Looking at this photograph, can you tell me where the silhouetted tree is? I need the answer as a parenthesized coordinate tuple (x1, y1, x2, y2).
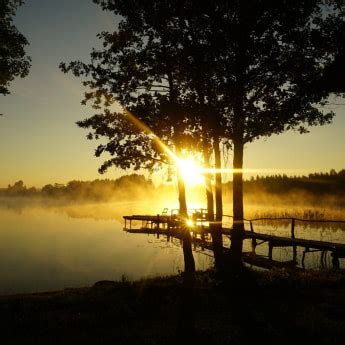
(60, 1, 214, 278)
(61, 0, 343, 271)
(187, 0, 344, 266)
(0, 0, 31, 96)
(316, 0, 344, 93)
(317, 47, 344, 92)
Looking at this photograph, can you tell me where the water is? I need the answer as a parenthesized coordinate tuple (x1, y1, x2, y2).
(0, 198, 344, 295)
(0, 199, 212, 295)
(241, 219, 345, 269)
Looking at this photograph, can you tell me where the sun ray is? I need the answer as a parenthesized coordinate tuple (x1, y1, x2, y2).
(114, 102, 207, 188)
(115, 102, 299, 187)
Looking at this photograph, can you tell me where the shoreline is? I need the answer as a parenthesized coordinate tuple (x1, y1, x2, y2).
(2, 269, 345, 344)
(1, 267, 345, 298)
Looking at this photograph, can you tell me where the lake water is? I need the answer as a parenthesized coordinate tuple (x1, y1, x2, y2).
(0, 199, 213, 295)
(0, 198, 344, 295)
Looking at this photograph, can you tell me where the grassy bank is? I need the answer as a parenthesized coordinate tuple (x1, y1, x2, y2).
(1, 269, 345, 345)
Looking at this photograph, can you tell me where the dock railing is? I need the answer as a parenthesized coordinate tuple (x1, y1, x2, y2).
(123, 211, 345, 269)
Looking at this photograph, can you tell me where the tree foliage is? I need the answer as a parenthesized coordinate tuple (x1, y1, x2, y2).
(60, 0, 344, 266)
(0, 0, 31, 95)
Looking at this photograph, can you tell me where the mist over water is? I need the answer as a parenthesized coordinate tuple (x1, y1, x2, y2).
(0, 198, 213, 295)
(0, 191, 344, 295)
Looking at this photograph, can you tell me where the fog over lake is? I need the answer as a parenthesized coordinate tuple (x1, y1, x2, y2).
(0, 199, 212, 295)
(0, 198, 344, 295)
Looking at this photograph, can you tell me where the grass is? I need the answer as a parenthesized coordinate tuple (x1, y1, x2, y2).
(247, 206, 345, 221)
(1, 268, 345, 345)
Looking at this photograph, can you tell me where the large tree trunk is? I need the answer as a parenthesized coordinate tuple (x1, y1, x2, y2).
(203, 157, 214, 225)
(201, 136, 214, 221)
(229, 137, 245, 266)
(212, 134, 224, 270)
(176, 149, 195, 276)
(229, 15, 246, 267)
(176, 153, 196, 338)
(202, 139, 223, 269)
(177, 170, 188, 217)
(213, 134, 223, 226)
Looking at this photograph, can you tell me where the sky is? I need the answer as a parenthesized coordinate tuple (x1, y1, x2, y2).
(0, 0, 344, 188)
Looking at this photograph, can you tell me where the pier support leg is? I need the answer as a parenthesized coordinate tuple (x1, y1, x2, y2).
(321, 251, 325, 268)
(268, 242, 273, 260)
(293, 245, 297, 263)
(302, 248, 309, 268)
(251, 238, 257, 255)
(332, 252, 340, 270)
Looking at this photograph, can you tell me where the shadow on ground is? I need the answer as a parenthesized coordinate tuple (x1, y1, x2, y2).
(1, 269, 345, 345)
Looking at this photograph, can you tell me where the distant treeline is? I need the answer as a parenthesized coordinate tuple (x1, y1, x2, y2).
(0, 174, 153, 201)
(241, 169, 345, 196)
(1, 169, 345, 201)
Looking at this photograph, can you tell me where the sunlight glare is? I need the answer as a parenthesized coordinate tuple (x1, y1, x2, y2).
(186, 219, 194, 227)
(177, 157, 205, 186)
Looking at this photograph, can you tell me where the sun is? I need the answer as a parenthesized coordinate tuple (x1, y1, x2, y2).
(177, 157, 205, 186)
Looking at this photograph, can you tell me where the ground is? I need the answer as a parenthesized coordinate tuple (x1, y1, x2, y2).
(1, 269, 345, 345)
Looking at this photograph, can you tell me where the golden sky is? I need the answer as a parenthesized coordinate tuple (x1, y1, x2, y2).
(1, 0, 344, 188)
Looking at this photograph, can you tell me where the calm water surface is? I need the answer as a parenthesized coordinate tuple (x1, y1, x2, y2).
(0, 199, 344, 295)
(0, 200, 212, 295)
(242, 219, 345, 270)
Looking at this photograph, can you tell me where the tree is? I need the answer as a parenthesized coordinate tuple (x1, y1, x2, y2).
(61, 0, 232, 272)
(123, 0, 344, 268)
(317, 47, 344, 92)
(60, 0, 198, 277)
(0, 0, 31, 96)
(183, 0, 344, 266)
(61, 0, 343, 272)
(318, 0, 345, 92)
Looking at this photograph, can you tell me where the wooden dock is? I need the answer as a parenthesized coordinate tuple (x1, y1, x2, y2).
(123, 212, 345, 269)
(123, 208, 208, 230)
(123, 214, 176, 230)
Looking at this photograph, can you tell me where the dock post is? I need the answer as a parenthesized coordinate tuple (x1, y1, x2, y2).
(302, 247, 309, 268)
(291, 218, 295, 239)
(332, 252, 340, 269)
(320, 250, 326, 268)
(322, 250, 328, 267)
(268, 241, 273, 260)
(250, 221, 257, 254)
(293, 245, 297, 263)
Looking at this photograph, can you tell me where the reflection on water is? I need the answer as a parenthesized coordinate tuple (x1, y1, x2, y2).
(0, 201, 212, 295)
(240, 219, 345, 270)
(0, 198, 344, 295)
